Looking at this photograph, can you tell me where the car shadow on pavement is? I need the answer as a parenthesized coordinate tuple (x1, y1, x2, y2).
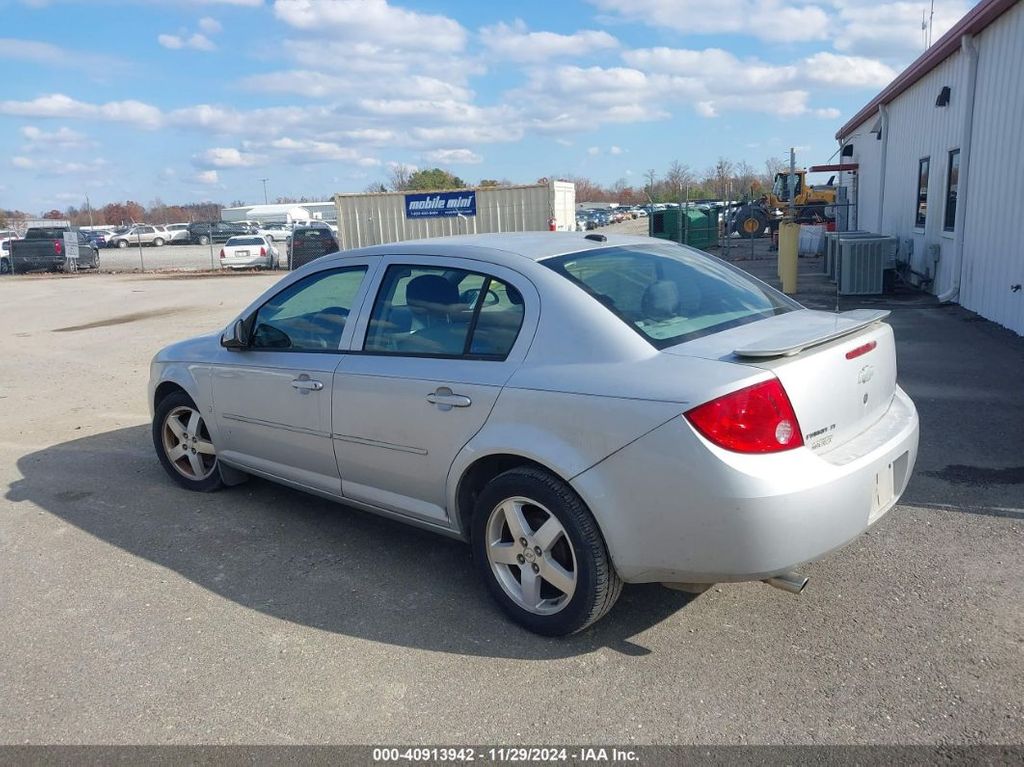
(7, 426, 695, 659)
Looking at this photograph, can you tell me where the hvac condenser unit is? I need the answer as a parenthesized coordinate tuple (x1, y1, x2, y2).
(837, 237, 898, 295)
(825, 231, 874, 282)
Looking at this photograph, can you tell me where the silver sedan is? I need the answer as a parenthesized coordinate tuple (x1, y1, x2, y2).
(149, 233, 919, 635)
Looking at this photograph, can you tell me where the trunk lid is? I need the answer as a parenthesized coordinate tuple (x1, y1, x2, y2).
(666, 309, 897, 454)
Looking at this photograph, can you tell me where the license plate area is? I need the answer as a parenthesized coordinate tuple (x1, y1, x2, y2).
(869, 460, 896, 524)
(237, 250, 249, 257)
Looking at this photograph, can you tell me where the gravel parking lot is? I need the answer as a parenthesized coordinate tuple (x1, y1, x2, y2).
(1, 266, 1022, 745)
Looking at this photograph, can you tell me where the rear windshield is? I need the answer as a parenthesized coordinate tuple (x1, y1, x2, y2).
(227, 237, 264, 246)
(25, 228, 69, 239)
(543, 243, 799, 348)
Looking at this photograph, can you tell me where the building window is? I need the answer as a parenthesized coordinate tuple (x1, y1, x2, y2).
(944, 149, 960, 232)
(915, 157, 930, 229)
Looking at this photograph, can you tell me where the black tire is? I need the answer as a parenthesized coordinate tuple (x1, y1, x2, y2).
(732, 206, 767, 238)
(153, 237, 164, 247)
(0, 257, 9, 275)
(471, 467, 622, 636)
(198, 235, 210, 245)
(152, 391, 224, 493)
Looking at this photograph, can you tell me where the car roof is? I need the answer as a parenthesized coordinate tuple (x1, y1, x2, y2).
(322, 232, 654, 267)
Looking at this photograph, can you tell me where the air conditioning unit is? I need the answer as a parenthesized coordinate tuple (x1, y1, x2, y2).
(826, 231, 875, 283)
(838, 237, 898, 295)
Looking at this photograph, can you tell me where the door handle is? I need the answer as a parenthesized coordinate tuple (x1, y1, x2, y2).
(426, 387, 471, 410)
(291, 378, 324, 392)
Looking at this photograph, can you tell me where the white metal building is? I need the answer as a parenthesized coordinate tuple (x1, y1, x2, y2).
(221, 202, 336, 224)
(837, 0, 1023, 335)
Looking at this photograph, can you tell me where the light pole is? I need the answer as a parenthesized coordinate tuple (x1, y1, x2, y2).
(260, 178, 269, 205)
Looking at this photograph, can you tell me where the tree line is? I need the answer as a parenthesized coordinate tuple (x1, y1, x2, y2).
(1, 156, 791, 230)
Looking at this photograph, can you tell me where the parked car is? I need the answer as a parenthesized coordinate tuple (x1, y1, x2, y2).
(109, 225, 167, 248)
(149, 232, 919, 636)
(9, 226, 99, 273)
(287, 223, 338, 268)
(1, 229, 20, 274)
(163, 223, 191, 244)
(188, 221, 252, 245)
(83, 230, 108, 249)
(257, 222, 292, 243)
(219, 235, 279, 270)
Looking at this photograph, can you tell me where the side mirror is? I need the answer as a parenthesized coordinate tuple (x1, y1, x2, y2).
(220, 318, 249, 350)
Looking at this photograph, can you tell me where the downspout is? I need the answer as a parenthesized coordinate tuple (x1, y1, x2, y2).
(876, 104, 889, 231)
(939, 33, 979, 303)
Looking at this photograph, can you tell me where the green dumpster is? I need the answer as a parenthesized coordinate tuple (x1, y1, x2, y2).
(648, 206, 719, 250)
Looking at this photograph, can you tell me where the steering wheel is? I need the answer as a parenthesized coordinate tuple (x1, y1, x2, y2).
(461, 288, 499, 307)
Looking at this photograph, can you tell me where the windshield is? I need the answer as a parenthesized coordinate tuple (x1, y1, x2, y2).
(543, 243, 799, 348)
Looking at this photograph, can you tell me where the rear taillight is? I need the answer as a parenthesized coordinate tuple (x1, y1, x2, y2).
(54, 239, 62, 255)
(260, 247, 266, 257)
(219, 249, 225, 259)
(684, 378, 803, 454)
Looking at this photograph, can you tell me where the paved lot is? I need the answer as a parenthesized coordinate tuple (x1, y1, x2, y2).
(0, 264, 1022, 745)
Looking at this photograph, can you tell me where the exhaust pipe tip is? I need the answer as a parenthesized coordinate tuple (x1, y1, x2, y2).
(763, 571, 809, 594)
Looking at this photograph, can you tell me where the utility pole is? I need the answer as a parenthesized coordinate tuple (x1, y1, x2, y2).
(260, 178, 269, 205)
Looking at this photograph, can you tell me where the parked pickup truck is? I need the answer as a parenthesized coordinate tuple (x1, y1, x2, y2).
(8, 225, 100, 274)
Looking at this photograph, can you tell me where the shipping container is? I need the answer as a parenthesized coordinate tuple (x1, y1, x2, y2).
(332, 181, 576, 250)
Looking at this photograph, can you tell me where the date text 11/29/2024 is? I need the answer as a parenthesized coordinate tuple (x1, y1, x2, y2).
(373, 747, 639, 762)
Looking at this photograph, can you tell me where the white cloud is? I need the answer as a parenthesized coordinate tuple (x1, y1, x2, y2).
(587, 146, 600, 156)
(588, 0, 829, 42)
(20, 125, 91, 150)
(246, 136, 380, 166)
(833, 0, 970, 59)
(803, 53, 896, 88)
(814, 107, 842, 119)
(241, 69, 471, 101)
(195, 170, 220, 185)
(273, 0, 466, 53)
(193, 147, 264, 168)
(609, 145, 623, 156)
(11, 156, 35, 169)
(480, 19, 618, 62)
(198, 16, 222, 34)
(422, 148, 482, 165)
(0, 94, 163, 128)
(158, 32, 216, 51)
(158, 34, 184, 49)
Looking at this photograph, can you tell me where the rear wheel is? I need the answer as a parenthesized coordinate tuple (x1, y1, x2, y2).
(117, 239, 128, 249)
(153, 391, 223, 492)
(153, 237, 164, 247)
(732, 206, 767, 238)
(0, 257, 9, 275)
(198, 235, 210, 245)
(472, 467, 621, 636)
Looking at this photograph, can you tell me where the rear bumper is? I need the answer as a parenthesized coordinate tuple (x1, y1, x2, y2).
(571, 386, 919, 583)
(221, 255, 271, 269)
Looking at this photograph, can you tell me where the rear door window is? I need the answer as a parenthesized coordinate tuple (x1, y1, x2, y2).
(363, 265, 524, 359)
(543, 243, 798, 348)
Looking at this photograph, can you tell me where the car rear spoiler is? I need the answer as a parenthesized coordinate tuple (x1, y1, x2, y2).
(734, 309, 891, 358)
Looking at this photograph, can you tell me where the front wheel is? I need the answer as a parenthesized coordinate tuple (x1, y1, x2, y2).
(198, 235, 210, 245)
(153, 237, 164, 247)
(0, 257, 9, 275)
(152, 391, 223, 492)
(117, 239, 128, 249)
(472, 467, 622, 636)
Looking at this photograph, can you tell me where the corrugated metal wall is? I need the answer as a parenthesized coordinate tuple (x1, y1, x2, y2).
(333, 183, 572, 251)
(847, 1, 1023, 334)
(960, 0, 1024, 335)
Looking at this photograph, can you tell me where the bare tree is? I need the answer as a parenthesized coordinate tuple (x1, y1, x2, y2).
(643, 169, 657, 202)
(664, 161, 693, 202)
(388, 163, 413, 192)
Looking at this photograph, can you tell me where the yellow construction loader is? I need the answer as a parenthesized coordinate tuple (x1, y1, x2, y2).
(730, 170, 837, 238)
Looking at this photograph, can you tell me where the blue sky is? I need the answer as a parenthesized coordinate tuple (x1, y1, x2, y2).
(1, 0, 970, 212)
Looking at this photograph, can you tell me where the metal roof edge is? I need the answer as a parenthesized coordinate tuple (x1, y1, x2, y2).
(836, 0, 1019, 140)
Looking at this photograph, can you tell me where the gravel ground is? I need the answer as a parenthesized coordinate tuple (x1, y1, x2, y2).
(0, 265, 1021, 746)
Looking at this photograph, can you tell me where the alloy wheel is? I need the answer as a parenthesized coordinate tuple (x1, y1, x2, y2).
(161, 405, 217, 481)
(485, 496, 578, 615)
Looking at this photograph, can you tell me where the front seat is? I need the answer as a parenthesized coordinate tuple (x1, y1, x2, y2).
(402, 275, 468, 354)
